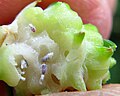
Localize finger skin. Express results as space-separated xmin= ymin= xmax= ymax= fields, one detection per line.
xmin=0 ymin=81 xmax=10 ymax=96
xmin=0 ymin=0 xmax=34 ymax=25
xmin=35 ymin=84 xmax=120 ymax=96
xmin=107 ymin=0 xmax=117 ymax=13
xmin=38 ymin=0 xmax=57 ymax=9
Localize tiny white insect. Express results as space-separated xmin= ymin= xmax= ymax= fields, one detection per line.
xmin=29 ymin=24 xmax=36 ymax=32
xmin=41 ymin=64 xmax=47 ymax=74
xmin=21 ymin=71 xmax=25 ymax=75
xmin=21 ymin=59 xmax=28 ymax=69
xmin=20 ymin=76 xmax=26 ymax=81
xmin=39 ymin=63 xmax=47 ymax=85
xmin=42 ymin=52 xmax=54 ymax=62
xmin=39 ymin=74 xmax=45 ymax=85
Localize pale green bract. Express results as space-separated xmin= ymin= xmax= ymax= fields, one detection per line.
xmin=0 ymin=1 xmax=117 ymax=95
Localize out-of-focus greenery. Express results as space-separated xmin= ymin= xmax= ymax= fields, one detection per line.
xmin=109 ymin=0 xmax=120 ymax=83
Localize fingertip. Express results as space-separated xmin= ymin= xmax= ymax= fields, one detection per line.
xmin=107 ymin=0 xmax=117 ymax=14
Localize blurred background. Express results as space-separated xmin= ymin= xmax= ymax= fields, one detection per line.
xmin=109 ymin=0 xmax=120 ymax=83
